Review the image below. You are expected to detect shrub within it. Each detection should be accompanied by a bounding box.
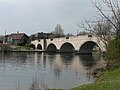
[0,44,12,52]
[106,36,120,69]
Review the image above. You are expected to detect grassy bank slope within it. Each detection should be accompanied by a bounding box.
[71,68,120,90]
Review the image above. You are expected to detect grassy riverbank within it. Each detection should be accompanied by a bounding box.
[48,68,120,90]
[71,68,120,90]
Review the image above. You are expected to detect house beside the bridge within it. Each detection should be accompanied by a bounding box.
[5,32,29,45]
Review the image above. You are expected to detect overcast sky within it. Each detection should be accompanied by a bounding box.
[0,0,98,35]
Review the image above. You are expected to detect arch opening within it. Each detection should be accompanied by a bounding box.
[46,43,57,52]
[29,44,35,50]
[79,41,101,54]
[37,44,42,50]
[60,43,75,53]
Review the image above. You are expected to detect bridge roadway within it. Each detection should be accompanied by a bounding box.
[31,35,106,54]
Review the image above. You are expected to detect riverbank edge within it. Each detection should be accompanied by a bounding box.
[48,68,120,90]
[70,68,120,90]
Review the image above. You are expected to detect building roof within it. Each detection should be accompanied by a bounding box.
[30,32,51,39]
[6,33,27,40]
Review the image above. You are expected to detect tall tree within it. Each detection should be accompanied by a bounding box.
[77,0,120,48]
[51,24,65,37]
[91,0,120,68]
[78,18,112,48]
[92,0,120,36]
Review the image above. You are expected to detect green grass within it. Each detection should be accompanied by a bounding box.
[47,89,63,90]
[71,68,120,90]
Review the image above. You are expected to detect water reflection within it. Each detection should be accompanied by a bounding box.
[80,53,101,67]
[79,53,102,81]
[60,53,74,66]
[0,52,103,90]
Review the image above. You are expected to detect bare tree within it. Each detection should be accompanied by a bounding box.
[93,18,113,47]
[51,24,65,37]
[77,0,120,48]
[92,0,120,35]
[77,18,112,48]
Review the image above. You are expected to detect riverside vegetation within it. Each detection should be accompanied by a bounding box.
[70,68,120,90]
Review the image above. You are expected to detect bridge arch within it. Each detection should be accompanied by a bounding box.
[46,43,57,52]
[79,41,101,54]
[29,44,35,50]
[60,42,75,53]
[37,44,42,50]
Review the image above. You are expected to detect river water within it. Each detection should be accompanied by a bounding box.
[0,52,104,90]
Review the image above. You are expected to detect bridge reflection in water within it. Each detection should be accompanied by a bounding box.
[0,52,104,90]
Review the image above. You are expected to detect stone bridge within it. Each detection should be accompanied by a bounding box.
[30,35,106,54]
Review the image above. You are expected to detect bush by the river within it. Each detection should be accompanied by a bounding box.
[106,36,120,69]
[0,44,12,52]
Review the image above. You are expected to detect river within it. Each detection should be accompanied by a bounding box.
[0,52,104,90]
